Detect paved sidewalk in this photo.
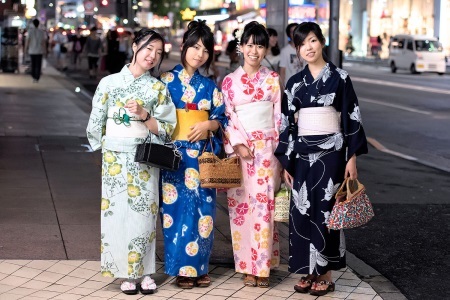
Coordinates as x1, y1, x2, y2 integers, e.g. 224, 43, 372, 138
0, 61, 404, 299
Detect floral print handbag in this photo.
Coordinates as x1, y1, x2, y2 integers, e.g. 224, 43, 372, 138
327, 178, 374, 230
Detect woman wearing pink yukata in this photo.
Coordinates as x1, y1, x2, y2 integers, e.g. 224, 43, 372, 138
222, 21, 282, 288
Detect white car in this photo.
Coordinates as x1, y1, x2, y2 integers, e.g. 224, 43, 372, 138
389, 34, 446, 75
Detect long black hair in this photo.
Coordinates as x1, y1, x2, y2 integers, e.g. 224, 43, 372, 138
181, 20, 214, 72
132, 28, 165, 74
266, 28, 280, 56
240, 21, 269, 48
293, 22, 328, 61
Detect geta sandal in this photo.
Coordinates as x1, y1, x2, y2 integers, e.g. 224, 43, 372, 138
176, 276, 195, 289
256, 277, 269, 288
294, 275, 316, 293
309, 280, 335, 296
120, 281, 139, 295
196, 274, 211, 287
139, 275, 157, 295
243, 275, 257, 287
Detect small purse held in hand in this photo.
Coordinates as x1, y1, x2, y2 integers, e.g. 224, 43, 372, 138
327, 178, 374, 230
134, 134, 181, 171
274, 184, 291, 222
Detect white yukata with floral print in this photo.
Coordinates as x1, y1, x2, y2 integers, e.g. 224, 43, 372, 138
87, 65, 176, 279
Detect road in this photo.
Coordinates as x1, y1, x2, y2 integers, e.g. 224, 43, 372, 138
63, 56, 450, 300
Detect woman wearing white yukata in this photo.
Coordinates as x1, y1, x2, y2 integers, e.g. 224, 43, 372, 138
222, 21, 283, 288
275, 22, 368, 296
86, 29, 177, 295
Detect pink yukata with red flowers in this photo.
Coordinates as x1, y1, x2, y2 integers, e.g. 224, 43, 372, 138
222, 65, 282, 277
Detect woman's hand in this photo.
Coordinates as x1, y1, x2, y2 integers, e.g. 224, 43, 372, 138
345, 155, 357, 180
234, 144, 254, 160
187, 121, 210, 143
124, 100, 147, 120
283, 170, 294, 189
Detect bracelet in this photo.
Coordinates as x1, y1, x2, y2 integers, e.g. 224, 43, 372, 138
141, 112, 151, 122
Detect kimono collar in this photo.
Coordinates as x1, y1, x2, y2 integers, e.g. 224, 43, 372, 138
173, 64, 200, 85
305, 62, 336, 84
120, 64, 150, 84
237, 65, 270, 84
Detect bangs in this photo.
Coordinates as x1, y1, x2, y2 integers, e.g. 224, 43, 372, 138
241, 30, 268, 48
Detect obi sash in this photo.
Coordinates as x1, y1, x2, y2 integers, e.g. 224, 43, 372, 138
298, 106, 341, 136
172, 109, 209, 141
235, 101, 274, 132
106, 107, 148, 138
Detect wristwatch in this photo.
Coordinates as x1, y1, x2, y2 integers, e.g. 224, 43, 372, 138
142, 112, 151, 122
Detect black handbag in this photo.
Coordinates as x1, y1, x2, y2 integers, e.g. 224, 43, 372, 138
134, 135, 181, 171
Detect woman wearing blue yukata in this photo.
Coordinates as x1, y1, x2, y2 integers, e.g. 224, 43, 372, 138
275, 22, 368, 296
86, 29, 177, 295
159, 20, 227, 289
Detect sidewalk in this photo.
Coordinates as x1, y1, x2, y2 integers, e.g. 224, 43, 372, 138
0, 62, 404, 300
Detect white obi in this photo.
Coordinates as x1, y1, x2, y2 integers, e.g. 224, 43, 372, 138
235, 101, 274, 132
298, 106, 341, 136
106, 107, 149, 138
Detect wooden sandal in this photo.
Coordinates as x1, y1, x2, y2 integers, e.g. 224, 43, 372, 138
294, 275, 316, 293
309, 280, 335, 296
243, 275, 257, 287
196, 274, 211, 287
256, 277, 269, 288
176, 276, 195, 289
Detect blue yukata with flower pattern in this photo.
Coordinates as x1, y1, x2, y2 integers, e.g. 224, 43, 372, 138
275, 62, 368, 276
159, 64, 227, 277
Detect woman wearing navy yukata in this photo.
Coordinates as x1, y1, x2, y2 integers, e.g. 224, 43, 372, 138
275, 22, 368, 296
159, 20, 227, 289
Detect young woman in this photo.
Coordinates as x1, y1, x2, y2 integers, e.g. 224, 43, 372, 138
275, 22, 368, 296
159, 20, 226, 289
261, 28, 280, 72
222, 21, 282, 288
86, 29, 176, 295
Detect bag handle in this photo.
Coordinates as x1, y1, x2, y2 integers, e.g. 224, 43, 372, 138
346, 178, 365, 199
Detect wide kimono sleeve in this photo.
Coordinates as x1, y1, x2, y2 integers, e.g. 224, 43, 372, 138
339, 75, 368, 159
151, 81, 177, 142
222, 75, 250, 154
86, 78, 108, 151
274, 78, 301, 175
272, 74, 282, 145
209, 86, 227, 155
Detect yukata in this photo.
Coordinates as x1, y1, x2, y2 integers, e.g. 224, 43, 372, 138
159, 64, 226, 277
87, 65, 177, 279
275, 62, 368, 275
222, 66, 282, 277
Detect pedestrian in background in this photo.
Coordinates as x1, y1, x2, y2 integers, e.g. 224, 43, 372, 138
53, 27, 68, 71
222, 21, 282, 289
261, 28, 280, 72
159, 20, 226, 290
279, 23, 304, 86
225, 29, 240, 73
25, 19, 46, 82
83, 27, 103, 79
71, 28, 85, 70
275, 22, 368, 297
86, 29, 176, 296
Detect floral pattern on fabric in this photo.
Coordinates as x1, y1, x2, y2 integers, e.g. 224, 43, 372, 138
222, 66, 282, 277
275, 62, 368, 275
87, 65, 177, 279
159, 64, 227, 277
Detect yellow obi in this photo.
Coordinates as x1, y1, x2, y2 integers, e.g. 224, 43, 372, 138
172, 109, 209, 141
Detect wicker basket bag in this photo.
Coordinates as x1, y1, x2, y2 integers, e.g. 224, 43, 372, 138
198, 152, 242, 188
